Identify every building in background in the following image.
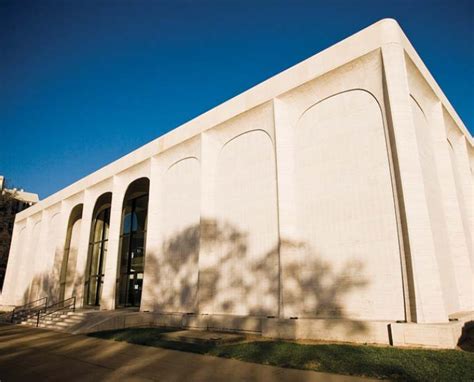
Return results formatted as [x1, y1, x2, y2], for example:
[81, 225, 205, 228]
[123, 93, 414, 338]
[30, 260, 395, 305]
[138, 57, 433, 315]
[0, 20, 472, 348]
[0, 176, 39, 290]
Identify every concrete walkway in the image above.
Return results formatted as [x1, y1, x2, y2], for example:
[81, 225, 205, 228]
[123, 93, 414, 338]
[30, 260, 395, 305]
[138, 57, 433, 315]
[0, 324, 374, 381]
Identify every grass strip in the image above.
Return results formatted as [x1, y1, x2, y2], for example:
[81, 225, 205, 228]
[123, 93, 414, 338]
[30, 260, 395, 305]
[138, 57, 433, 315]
[89, 328, 474, 381]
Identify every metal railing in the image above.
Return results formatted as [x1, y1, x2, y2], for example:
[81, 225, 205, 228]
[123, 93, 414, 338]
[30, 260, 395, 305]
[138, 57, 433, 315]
[7, 297, 49, 324]
[35, 296, 76, 327]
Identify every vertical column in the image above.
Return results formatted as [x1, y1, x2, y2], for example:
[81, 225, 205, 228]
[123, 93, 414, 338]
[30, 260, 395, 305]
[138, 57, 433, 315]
[51, 201, 73, 302]
[15, 218, 34, 305]
[141, 157, 163, 312]
[37, 211, 50, 291]
[100, 177, 125, 310]
[29, 212, 48, 301]
[382, 44, 447, 323]
[196, 132, 219, 314]
[430, 105, 473, 311]
[41, 209, 61, 301]
[72, 190, 94, 308]
[450, 132, 474, 266]
[272, 98, 302, 319]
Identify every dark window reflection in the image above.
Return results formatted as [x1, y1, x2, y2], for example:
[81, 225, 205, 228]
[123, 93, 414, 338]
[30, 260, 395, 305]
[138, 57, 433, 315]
[117, 178, 149, 308]
[85, 194, 111, 307]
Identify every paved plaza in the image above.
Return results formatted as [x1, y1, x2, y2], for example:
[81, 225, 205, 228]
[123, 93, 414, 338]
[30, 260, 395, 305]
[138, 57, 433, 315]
[0, 325, 373, 381]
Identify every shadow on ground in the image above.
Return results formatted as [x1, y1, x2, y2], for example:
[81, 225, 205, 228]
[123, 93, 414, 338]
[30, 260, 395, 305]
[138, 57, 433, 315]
[87, 326, 474, 382]
[458, 321, 474, 352]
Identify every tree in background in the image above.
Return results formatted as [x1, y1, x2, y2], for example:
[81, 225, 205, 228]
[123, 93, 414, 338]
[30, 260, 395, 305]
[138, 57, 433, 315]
[0, 177, 37, 290]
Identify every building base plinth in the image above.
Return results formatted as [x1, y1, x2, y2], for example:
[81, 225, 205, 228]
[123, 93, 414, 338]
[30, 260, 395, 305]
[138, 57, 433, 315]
[390, 312, 474, 349]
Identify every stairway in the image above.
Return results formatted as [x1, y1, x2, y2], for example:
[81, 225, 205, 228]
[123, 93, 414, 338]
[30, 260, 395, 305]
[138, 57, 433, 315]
[20, 310, 95, 332]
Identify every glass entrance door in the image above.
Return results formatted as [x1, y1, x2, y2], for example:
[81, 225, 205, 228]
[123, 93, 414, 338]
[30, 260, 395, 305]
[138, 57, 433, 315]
[117, 192, 148, 308]
[85, 206, 110, 306]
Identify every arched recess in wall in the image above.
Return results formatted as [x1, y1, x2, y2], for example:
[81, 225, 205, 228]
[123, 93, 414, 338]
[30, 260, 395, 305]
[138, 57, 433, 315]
[410, 96, 459, 315]
[293, 89, 404, 321]
[209, 129, 279, 316]
[15, 221, 40, 303]
[6, 226, 26, 302]
[446, 139, 473, 264]
[25, 220, 42, 302]
[59, 204, 83, 302]
[43, 212, 61, 300]
[116, 178, 150, 308]
[84, 192, 112, 307]
[158, 157, 200, 312]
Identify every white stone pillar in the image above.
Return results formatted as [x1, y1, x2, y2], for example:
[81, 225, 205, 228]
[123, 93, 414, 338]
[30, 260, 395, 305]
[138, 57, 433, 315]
[141, 157, 163, 312]
[100, 177, 125, 310]
[449, 131, 474, 267]
[29, 212, 48, 301]
[272, 98, 301, 319]
[429, 104, 473, 311]
[50, 201, 73, 303]
[15, 217, 34, 305]
[72, 190, 95, 308]
[382, 43, 447, 323]
[196, 132, 220, 314]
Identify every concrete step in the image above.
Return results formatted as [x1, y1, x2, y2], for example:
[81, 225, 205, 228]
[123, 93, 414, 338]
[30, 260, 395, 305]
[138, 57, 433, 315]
[36, 324, 67, 331]
[42, 316, 81, 323]
[18, 309, 105, 333]
[160, 330, 245, 345]
[37, 319, 76, 327]
[55, 318, 84, 325]
[20, 312, 91, 328]
[41, 322, 72, 329]
[21, 319, 40, 325]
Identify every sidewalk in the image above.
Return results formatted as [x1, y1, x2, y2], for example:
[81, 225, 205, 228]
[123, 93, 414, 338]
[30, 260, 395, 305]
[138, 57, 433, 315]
[0, 324, 375, 381]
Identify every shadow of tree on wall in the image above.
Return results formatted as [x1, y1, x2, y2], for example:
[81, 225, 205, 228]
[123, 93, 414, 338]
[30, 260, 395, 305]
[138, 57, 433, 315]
[197, 218, 280, 317]
[279, 238, 369, 333]
[20, 217, 370, 338]
[143, 219, 278, 317]
[143, 218, 369, 335]
[21, 248, 69, 306]
[159, 224, 201, 312]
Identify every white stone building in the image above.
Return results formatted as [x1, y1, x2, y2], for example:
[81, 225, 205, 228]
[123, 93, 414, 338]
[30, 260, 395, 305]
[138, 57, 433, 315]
[1, 19, 472, 348]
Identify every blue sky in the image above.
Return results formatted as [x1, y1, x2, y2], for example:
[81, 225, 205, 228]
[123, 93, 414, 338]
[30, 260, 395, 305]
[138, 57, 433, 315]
[1, 0, 473, 198]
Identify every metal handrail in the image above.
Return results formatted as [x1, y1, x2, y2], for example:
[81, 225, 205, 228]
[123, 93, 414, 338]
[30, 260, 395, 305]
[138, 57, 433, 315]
[36, 296, 76, 327]
[13, 304, 48, 323]
[10, 297, 48, 323]
[11, 296, 48, 314]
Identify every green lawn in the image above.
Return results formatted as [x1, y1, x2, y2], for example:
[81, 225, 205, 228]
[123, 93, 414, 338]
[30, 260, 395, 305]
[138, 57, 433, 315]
[89, 327, 474, 382]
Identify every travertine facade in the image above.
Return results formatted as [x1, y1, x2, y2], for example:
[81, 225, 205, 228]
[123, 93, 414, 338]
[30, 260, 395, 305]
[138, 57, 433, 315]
[1, 19, 472, 346]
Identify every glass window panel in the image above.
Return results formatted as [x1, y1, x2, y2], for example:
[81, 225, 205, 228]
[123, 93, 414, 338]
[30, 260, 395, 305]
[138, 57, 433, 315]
[100, 241, 107, 275]
[90, 243, 102, 276]
[117, 185, 149, 307]
[133, 276, 143, 306]
[85, 202, 110, 306]
[122, 205, 132, 234]
[103, 208, 110, 240]
[131, 212, 138, 232]
[129, 232, 145, 273]
[118, 274, 129, 306]
[134, 196, 148, 232]
[130, 256, 144, 273]
[96, 280, 103, 305]
[87, 277, 98, 305]
[119, 235, 130, 273]
[93, 212, 104, 242]
[128, 277, 135, 305]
